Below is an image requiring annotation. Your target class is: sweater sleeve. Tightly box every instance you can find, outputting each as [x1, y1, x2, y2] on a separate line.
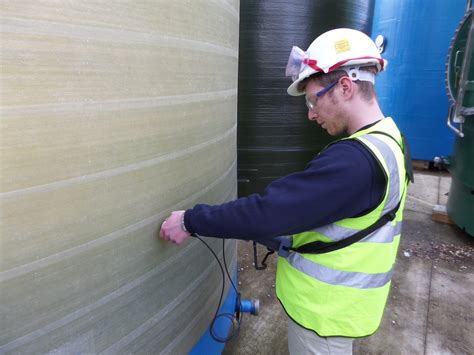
[184, 140, 386, 241]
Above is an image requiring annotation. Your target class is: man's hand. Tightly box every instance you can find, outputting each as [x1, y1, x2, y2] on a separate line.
[159, 210, 191, 245]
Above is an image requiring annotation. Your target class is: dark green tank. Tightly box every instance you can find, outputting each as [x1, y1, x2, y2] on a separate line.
[446, 9, 474, 236]
[237, 0, 375, 196]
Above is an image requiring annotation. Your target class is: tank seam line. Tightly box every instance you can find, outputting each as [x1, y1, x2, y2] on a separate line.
[0, 16, 238, 57]
[1, 89, 238, 116]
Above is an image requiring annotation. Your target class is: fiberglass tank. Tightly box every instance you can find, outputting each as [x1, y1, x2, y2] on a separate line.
[0, 1, 239, 353]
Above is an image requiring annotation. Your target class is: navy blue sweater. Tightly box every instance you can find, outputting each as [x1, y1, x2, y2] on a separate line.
[184, 139, 386, 241]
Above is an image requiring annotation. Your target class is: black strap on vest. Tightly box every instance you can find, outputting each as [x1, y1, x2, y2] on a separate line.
[401, 134, 414, 183]
[291, 200, 400, 255]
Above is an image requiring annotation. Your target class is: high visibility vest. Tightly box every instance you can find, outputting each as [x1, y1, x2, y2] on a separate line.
[276, 117, 409, 337]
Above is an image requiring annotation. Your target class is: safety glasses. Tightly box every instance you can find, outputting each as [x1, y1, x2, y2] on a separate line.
[305, 80, 338, 111]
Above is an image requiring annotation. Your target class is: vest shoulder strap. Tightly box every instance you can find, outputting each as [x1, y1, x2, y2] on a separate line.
[362, 130, 414, 183]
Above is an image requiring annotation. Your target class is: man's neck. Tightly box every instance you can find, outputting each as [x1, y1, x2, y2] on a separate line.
[346, 99, 384, 135]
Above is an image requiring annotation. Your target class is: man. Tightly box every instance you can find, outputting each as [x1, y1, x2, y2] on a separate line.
[160, 28, 412, 354]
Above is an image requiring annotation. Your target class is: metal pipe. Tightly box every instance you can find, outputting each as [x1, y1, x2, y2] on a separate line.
[447, 105, 465, 137]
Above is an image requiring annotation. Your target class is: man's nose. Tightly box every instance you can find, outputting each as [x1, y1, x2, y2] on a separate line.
[308, 109, 318, 121]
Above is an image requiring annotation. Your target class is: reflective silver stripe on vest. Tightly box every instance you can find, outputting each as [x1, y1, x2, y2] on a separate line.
[287, 252, 394, 289]
[364, 220, 402, 242]
[309, 220, 402, 243]
[361, 134, 400, 214]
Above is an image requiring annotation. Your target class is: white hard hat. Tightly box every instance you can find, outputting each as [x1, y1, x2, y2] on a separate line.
[286, 28, 387, 96]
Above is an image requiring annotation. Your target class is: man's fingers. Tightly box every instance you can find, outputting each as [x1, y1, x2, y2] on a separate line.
[159, 221, 168, 240]
[161, 216, 172, 237]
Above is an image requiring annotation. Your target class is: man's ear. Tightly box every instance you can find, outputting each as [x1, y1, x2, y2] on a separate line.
[339, 76, 354, 97]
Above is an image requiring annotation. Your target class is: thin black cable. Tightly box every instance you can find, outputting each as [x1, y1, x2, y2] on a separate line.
[192, 234, 242, 343]
[222, 238, 239, 294]
[220, 239, 243, 342]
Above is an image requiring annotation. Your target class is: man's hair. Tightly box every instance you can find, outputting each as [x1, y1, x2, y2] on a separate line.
[297, 66, 378, 102]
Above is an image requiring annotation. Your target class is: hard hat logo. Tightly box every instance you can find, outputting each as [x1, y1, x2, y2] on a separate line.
[286, 28, 387, 96]
[334, 39, 351, 54]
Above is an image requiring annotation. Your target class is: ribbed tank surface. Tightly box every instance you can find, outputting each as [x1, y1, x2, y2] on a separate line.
[237, 0, 374, 196]
[0, 1, 240, 353]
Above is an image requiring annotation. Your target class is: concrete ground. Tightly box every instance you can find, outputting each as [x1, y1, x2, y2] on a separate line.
[223, 171, 474, 355]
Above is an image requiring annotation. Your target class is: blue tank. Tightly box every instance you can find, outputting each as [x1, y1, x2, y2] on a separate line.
[371, 0, 466, 160]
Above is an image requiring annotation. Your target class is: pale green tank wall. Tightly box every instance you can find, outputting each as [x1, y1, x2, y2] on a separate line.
[0, 1, 239, 353]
